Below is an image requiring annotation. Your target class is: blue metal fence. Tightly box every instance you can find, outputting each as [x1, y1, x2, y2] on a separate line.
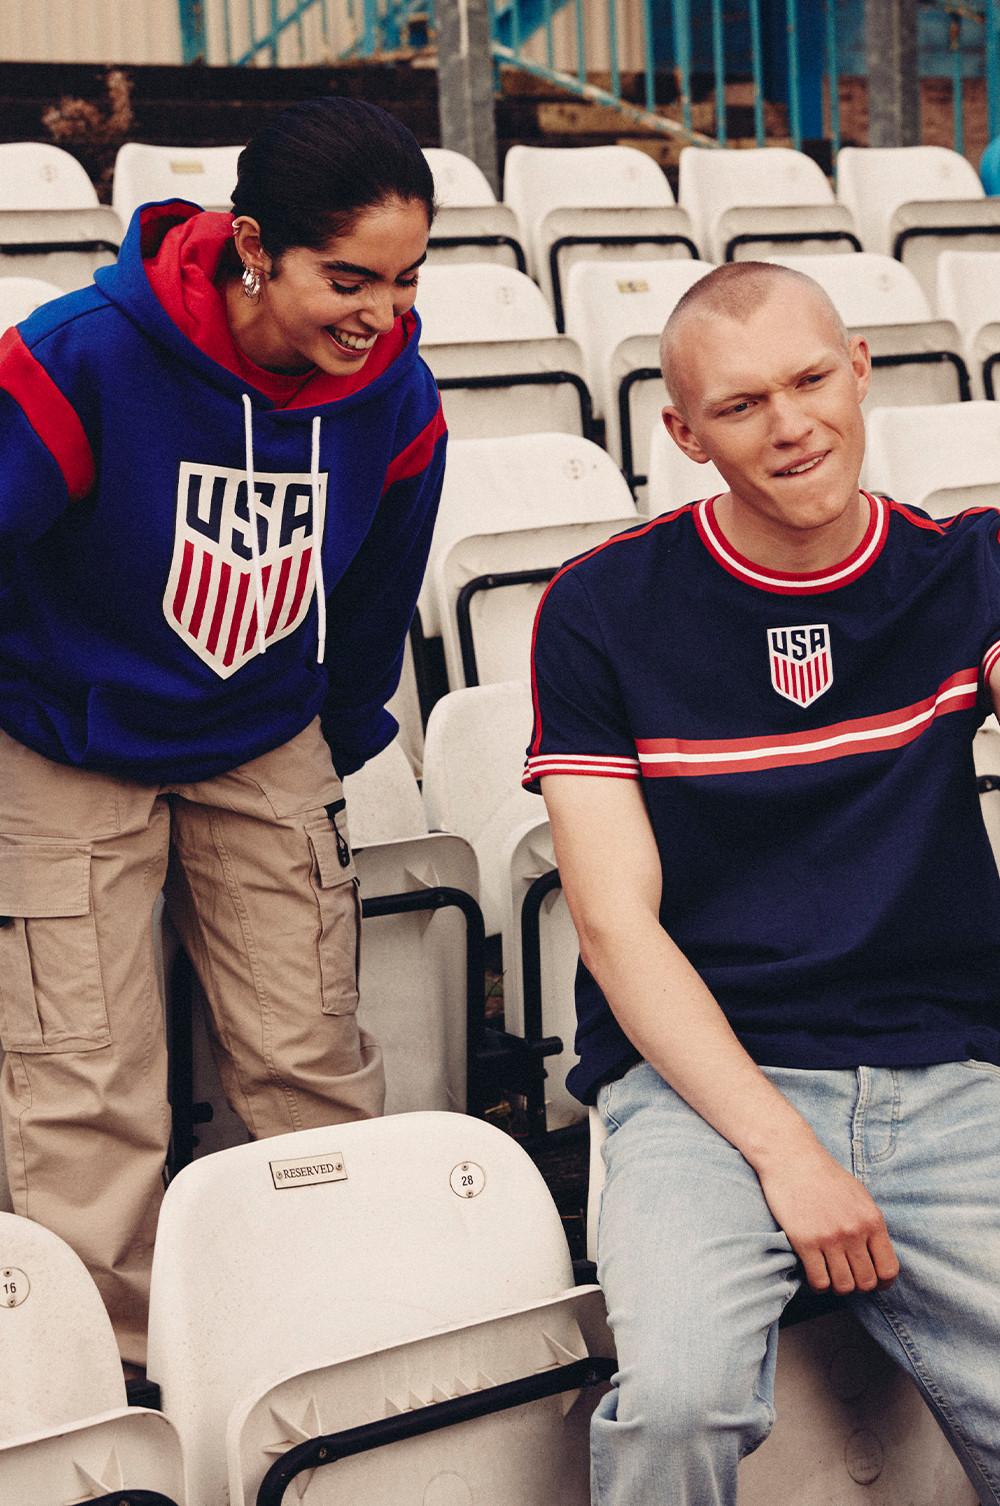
[196, 0, 1000, 164]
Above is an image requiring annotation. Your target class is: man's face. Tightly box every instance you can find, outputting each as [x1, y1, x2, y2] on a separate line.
[662, 284, 870, 547]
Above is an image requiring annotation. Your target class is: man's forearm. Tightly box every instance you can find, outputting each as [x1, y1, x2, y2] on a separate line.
[580, 907, 819, 1174]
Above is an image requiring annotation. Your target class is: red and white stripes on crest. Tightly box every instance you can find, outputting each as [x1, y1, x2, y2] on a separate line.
[170, 541, 313, 669]
[523, 752, 641, 785]
[635, 668, 980, 778]
[772, 649, 831, 703]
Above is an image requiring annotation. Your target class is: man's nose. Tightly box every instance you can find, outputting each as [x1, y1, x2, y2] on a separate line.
[770, 392, 813, 445]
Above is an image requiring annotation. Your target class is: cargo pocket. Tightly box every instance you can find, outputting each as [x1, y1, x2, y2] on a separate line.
[0, 842, 110, 1052]
[307, 818, 361, 1017]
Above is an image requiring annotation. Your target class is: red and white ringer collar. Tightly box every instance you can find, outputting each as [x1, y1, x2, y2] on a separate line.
[693, 491, 889, 596]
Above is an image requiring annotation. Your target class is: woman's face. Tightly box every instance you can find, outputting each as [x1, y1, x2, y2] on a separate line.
[234, 195, 430, 375]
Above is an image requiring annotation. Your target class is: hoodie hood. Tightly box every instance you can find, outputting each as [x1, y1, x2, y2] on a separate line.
[94, 199, 421, 415]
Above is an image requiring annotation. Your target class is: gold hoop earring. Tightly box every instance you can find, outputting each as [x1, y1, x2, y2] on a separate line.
[241, 263, 262, 302]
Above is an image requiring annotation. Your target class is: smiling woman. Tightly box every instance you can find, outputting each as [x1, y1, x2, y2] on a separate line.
[0, 97, 446, 1374]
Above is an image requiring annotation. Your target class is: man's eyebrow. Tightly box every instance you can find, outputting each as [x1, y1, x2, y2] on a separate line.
[319, 251, 428, 277]
[701, 352, 835, 411]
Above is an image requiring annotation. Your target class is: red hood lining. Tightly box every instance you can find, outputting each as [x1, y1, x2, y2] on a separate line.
[141, 203, 411, 408]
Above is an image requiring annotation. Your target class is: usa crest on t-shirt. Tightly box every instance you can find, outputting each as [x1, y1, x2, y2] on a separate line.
[767, 624, 833, 708]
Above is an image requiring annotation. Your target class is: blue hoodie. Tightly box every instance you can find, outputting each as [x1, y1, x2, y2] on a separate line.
[0, 200, 446, 781]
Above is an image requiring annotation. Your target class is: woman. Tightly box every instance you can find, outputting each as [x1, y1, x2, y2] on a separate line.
[0, 97, 445, 1368]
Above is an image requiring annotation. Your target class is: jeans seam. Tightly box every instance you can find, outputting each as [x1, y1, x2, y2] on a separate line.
[872, 1292, 1000, 1502]
[867, 1068, 900, 1165]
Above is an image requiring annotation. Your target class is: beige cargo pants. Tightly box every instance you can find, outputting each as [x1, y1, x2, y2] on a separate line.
[0, 718, 384, 1366]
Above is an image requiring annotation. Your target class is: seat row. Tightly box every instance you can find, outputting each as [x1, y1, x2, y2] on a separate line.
[1, 1095, 974, 1504]
[3, 137, 999, 322]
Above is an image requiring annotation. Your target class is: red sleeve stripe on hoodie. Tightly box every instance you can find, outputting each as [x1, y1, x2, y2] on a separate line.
[382, 403, 446, 492]
[0, 327, 95, 501]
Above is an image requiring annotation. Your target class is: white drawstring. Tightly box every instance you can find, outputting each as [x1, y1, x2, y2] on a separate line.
[311, 414, 327, 664]
[241, 393, 267, 658]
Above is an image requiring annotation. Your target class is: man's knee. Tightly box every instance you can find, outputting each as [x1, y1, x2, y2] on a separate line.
[598, 1352, 775, 1462]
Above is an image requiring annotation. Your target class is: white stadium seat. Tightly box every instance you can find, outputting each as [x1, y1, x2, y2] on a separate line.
[563, 257, 714, 483]
[0, 142, 99, 210]
[0, 144, 119, 292]
[0, 207, 121, 291]
[679, 145, 860, 264]
[0, 276, 64, 331]
[423, 146, 526, 272]
[417, 263, 592, 440]
[585, 1111, 977, 1505]
[343, 737, 428, 844]
[437, 515, 638, 691]
[502, 143, 698, 327]
[112, 141, 243, 227]
[864, 401, 1000, 508]
[148, 1112, 613, 1506]
[836, 145, 1000, 306]
[768, 252, 971, 408]
[424, 684, 582, 1132]
[936, 249, 1000, 398]
[646, 419, 726, 518]
[423, 682, 539, 937]
[417, 430, 635, 641]
[0, 1210, 186, 1504]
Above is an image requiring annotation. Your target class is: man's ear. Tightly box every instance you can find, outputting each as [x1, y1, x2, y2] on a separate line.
[848, 334, 871, 405]
[662, 405, 712, 464]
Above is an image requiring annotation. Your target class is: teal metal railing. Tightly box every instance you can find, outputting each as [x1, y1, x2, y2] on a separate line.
[188, 0, 1000, 167]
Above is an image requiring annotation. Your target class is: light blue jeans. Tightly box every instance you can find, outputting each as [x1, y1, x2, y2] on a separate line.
[592, 1059, 1000, 1506]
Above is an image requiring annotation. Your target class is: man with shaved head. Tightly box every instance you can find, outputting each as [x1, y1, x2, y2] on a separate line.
[524, 261, 1000, 1502]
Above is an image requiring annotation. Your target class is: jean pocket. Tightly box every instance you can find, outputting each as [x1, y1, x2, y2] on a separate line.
[959, 1059, 1000, 1080]
[307, 824, 361, 1016]
[0, 841, 110, 1052]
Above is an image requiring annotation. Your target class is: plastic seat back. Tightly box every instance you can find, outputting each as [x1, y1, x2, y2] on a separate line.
[679, 146, 851, 262]
[646, 421, 726, 518]
[0, 206, 121, 290]
[564, 257, 715, 430]
[423, 683, 538, 934]
[0, 276, 63, 331]
[864, 402, 1000, 503]
[436, 516, 637, 691]
[767, 251, 931, 325]
[423, 148, 527, 272]
[417, 262, 556, 343]
[838, 145, 984, 256]
[342, 737, 427, 844]
[504, 143, 674, 274]
[0, 143, 98, 210]
[936, 250, 1000, 395]
[0, 1211, 124, 1436]
[112, 141, 242, 226]
[419, 431, 635, 638]
[424, 146, 498, 207]
[148, 1112, 576, 1504]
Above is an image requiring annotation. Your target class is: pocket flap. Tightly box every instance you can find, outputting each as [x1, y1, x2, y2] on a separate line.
[0, 843, 92, 918]
[308, 827, 355, 888]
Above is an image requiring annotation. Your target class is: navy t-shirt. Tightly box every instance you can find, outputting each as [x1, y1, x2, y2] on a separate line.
[524, 493, 1000, 1104]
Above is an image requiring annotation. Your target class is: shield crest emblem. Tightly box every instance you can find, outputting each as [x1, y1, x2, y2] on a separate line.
[163, 462, 327, 680]
[767, 625, 833, 709]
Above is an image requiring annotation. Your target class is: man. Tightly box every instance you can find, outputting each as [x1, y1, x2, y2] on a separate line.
[524, 261, 1000, 1505]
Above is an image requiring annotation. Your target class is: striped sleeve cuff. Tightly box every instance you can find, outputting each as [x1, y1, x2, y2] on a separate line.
[983, 639, 1000, 686]
[522, 752, 642, 789]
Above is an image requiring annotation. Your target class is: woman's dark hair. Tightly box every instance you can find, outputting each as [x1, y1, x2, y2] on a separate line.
[231, 96, 436, 261]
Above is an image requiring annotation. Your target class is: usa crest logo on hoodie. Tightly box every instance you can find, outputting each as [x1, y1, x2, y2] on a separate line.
[163, 462, 327, 679]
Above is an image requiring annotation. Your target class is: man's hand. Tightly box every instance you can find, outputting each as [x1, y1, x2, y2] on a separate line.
[756, 1141, 900, 1293]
